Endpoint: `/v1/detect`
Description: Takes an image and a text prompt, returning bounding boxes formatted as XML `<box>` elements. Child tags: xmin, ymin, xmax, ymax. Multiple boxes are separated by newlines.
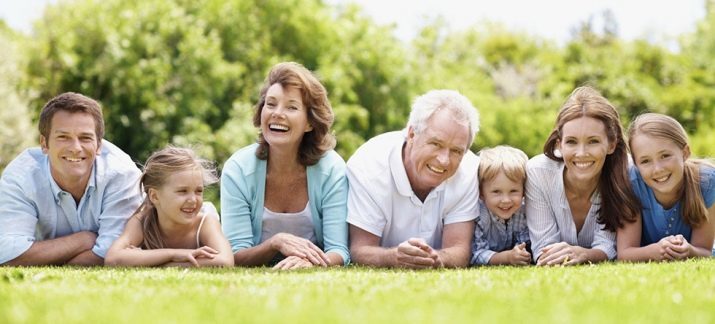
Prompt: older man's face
<box><xmin>403</xmin><ymin>109</ymin><xmax>470</xmax><ymax>197</ymax></box>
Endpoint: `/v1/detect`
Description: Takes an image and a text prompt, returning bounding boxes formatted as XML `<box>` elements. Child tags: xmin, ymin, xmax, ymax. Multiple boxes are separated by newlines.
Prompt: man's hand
<box><xmin>396</xmin><ymin>238</ymin><xmax>443</xmax><ymax>269</ymax></box>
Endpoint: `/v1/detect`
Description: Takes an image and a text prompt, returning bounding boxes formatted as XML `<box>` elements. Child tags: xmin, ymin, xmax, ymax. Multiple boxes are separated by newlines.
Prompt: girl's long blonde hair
<box><xmin>134</xmin><ymin>146</ymin><xmax>218</xmax><ymax>249</ymax></box>
<box><xmin>628</xmin><ymin>113</ymin><xmax>713</xmax><ymax>227</ymax></box>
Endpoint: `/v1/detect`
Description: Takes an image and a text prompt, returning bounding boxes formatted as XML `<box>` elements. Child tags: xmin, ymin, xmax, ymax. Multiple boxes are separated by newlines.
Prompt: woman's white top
<box><xmin>525</xmin><ymin>155</ymin><xmax>617</xmax><ymax>262</ymax></box>
<box><xmin>259</xmin><ymin>202</ymin><xmax>317</xmax><ymax>244</ymax></box>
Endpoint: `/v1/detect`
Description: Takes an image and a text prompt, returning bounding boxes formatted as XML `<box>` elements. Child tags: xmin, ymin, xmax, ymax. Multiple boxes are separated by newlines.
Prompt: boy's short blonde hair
<box><xmin>477</xmin><ymin>146</ymin><xmax>528</xmax><ymax>186</ymax></box>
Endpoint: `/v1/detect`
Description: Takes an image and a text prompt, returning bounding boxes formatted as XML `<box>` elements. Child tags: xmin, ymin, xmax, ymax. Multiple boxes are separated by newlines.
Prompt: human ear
<box><xmin>607</xmin><ymin>140</ymin><xmax>617</xmax><ymax>155</ymax></box>
<box><xmin>148</xmin><ymin>188</ymin><xmax>160</xmax><ymax>206</ymax></box>
<box><xmin>683</xmin><ymin>144</ymin><xmax>691</xmax><ymax>160</ymax></box>
<box><xmin>40</xmin><ymin>135</ymin><xmax>48</xmax><ymax>153</ymax></box>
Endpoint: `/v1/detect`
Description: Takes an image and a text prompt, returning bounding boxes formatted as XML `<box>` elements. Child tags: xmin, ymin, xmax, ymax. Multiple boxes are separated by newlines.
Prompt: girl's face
<box><xmin>558</xmin><ymin>116</ymin><xmax>616</xmax><ymax>185</ymax></box>
<box><xmin>630</xmin><ymin>134</ymin><xmax>689</xmax><ymax>207</ymax></box>
<box><xmin>149</xmin><ymin>168</ymin><xmax>204</xmax><ymax>226</ymax></box>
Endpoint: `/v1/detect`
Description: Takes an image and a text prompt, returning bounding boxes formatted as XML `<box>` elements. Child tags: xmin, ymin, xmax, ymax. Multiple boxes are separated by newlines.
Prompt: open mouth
<box><xmin>427</xmin><ymin>164</ymin><xmax>445</xmax><ymax>174</ymax></box>
<box><xmin>653</xmin><ymin>174</ymin><xmax>670</xmax><ymax>183</ymax></box>
<box><xmin>181</xmin><ymin>207</ymin><xmax>197</xmax><ymax>215</ymax></box>
<box><xmin>268</xmin><ymin>124</ymin><xmax>289</xmax><ymax>132</ymax></box>
<box><xmin>498</xmin><ymin>205</ymin><xmax>513</xmax><ymax>212</ymax></box>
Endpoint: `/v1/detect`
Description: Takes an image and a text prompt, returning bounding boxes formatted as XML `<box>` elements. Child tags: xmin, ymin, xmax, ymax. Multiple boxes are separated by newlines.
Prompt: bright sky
<box><xmin>1</xmin><ymin>0</ymin><xmax>706</xmax><ymax>45</ymax></box>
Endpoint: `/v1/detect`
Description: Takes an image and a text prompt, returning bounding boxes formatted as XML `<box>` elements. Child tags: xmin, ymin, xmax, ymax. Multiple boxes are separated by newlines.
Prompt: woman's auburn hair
<box><xmin>252</xmin><ymin>62</ymin><xmax>335</xmax><ymax>166</ymax></box>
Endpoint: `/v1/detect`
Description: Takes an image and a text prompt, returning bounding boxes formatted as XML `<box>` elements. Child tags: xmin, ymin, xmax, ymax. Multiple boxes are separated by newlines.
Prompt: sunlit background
<box><xmin>1</xmin><ymin>0</ymin><xmax>714</xmax><ymax>171</ymax></box>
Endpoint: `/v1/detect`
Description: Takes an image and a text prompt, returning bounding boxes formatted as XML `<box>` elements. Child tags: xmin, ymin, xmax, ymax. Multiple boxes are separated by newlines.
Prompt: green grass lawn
<box><xmin>2</xmin><ymin>259</ymin><xmax>714</xmax><ymax>324</ymax></box>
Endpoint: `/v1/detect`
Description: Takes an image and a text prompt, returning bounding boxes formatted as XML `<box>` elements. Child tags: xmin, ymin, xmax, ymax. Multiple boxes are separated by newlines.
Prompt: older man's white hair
<box><xmin>407</xmin><ymin>90</ymin><xmax>480</xmax><ymax>144</ymax></box>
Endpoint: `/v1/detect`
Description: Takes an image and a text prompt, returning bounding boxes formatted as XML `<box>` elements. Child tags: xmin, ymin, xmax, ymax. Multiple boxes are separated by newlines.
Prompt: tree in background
<box><xmin>0</xmin><ymin>23</ymin><xmax>36</xmax><ymax>171</ymax></box>
<box><xmin>15</xmin><ymin>0</ymin><xmax>715</xmax><ymax>165</ymax></box>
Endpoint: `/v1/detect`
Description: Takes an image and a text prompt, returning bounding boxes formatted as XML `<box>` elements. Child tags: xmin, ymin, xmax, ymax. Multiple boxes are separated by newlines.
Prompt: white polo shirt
<box><xmin>346</xmin><ymin>130</ymin><xmax>480</xmax><ymax>249</ymax></box>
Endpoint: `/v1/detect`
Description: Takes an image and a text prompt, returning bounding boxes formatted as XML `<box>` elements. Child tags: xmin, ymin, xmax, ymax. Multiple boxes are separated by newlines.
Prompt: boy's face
<box><xmin>480</xmin><ymin>171</ymin><xmax>524</xmax><ymax>221</ymax></box>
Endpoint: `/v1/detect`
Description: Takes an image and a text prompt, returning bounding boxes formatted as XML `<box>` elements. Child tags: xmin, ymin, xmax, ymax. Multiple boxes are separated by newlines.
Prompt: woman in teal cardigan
<box><xmin>221</xmin><ymin>62</ymin><xmax>349</xmax><ymax>269</ymax></box>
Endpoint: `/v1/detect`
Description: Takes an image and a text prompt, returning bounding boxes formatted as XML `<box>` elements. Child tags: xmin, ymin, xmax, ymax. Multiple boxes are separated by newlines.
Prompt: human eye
<box><xmin>638</xmin><ymin>158</ymin><xmax>650</xmax><ymax>165</ymax></box>
<box><xmin>588</xmin><ymin>138</ymin><xmax>600</xmax><ymax>144</ymax></box>
<box><xmin>564</xmin><ymin>138</ymin><xmax>577</xmax><ymax>145</ymax></box>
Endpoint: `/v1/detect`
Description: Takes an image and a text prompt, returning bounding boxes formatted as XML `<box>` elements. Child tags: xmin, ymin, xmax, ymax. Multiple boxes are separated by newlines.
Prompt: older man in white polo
<box><xmin>347</xmin><ymin>90</ymin><xmax>480</xmax><ymax>268</ymax></box>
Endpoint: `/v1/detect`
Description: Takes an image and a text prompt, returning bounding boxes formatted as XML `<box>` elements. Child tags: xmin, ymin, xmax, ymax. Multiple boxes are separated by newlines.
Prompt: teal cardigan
<box><xmin>220</xmin><ymin>144</ymin><xmax>350</xmax><ymax>265</ymax></box>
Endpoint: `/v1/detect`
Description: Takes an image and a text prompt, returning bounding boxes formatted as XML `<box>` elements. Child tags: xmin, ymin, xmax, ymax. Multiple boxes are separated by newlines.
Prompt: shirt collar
<box><xmin>45</xmin><ymin>157</ymin><xmax>97</xmax><ymax>203</ymax></box>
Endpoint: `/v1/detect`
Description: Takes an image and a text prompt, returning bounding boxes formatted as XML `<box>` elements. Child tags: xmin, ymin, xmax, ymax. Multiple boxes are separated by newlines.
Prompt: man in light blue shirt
<box><xmin>0</xmin><ymin>92</ymin><xmax>142</xmax><ymax>266</ymax></box>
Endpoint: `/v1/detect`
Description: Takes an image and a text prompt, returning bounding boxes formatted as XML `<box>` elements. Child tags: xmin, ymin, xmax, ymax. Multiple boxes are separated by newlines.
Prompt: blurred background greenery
<box><xmin>2</xmin><ymin>0</ymin><xmax>715</xmax><ymax>174</ymax></box>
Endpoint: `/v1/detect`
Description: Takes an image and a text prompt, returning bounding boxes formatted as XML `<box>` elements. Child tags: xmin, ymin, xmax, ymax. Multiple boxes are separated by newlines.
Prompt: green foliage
<box><xmin>0</xmin><ymin>26</ymin><xmax>36</xmax><ymax>171</ymax></box>
<box><xmin>2</xmin><ymin>260</ymin><xmax>715</xmax><ymax>323</ymax></box>
<box><xmin>13</xmin><ymin>0</ymin><xmax>715</xmax><ymax>165</ymax></box>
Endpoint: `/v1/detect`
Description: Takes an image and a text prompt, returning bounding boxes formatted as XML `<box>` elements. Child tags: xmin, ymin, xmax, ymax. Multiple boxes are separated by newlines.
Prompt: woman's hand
<box><xmin>171</xmin><ymin>246</ymin><xmax>218</xmax><ymax>267</ymax></box>
<box><xmin>537</xmin><ymin>242</ymin><xmax>587</xmax><ymax>266</ymax></box>
<box><xmin>273</xmin><ymin>256</ymin><xmax>314</xmax><ymax>270</ymax></box>
<box><xmin>270</xmin><ymin>233</ymin><xmax>329</xmax><ymax>266</ymax></box>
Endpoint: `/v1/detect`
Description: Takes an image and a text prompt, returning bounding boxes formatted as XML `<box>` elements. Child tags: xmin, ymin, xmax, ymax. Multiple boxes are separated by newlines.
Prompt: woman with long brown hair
<box><xmin>526</xmin><ymin>86</ymin><xmax>640</xmax><ymax>265</ymax></box>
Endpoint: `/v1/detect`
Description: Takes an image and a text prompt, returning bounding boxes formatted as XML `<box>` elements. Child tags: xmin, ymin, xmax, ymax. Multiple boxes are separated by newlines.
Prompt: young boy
<box><xmin>471</xmin><ymin>146</ymin><xmax>531</xmax><ymax>266</ymax></box>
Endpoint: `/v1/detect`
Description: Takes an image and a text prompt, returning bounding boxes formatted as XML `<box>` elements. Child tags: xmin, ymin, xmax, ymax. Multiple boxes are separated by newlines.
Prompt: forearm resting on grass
<box><xmin>4</xmin><ymin>231</ymin><xmax>98</xmax><ymax>266</ymax></box>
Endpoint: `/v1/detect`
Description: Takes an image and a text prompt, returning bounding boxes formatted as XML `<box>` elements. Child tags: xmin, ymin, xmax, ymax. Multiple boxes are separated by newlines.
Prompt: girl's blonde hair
<box><xmin>478</xmin><ymin>146</ymin><xmax>528</xmax><ymax>187</ymax></box>
<box><xmin>134</xmin><ymin>146</ymin><xmax>218</xmax><ymax>249</ymax></box>
<box><xmin>627</xmin><ymin>113</ymin><xmax>714</xmax><ymax>227</ymax></box>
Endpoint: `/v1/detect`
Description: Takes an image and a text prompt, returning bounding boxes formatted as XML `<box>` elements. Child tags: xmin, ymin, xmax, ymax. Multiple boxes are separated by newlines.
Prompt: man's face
<box><xmin>40</xmin><ymin>110</ymin><xmax>101</xmax><ymax>189</ymax></box>
<box><xmin>403</xmin><ymin>109</ymin><xmax>470</xmax><ymax>197</ymax></box>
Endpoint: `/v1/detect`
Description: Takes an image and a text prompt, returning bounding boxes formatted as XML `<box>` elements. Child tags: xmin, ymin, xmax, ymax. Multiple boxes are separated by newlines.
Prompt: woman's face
<box><xmin>630</xmin><ymin>134</ymin><xmax>689</xmax><ymax>207</ymax></box>
<box><xmin>260</xmin><ymin>83</ymin><xmax>313</xmax><ymax>152</ymax></box>
<box><xmin>558</xmin><ymin>116</ymin><xmax>616</xmax><ymax>184</ymax></box>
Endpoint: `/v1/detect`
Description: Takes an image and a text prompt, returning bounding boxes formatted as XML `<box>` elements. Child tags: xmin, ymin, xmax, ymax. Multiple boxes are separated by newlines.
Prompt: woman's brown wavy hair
<box><xmin>252</xmin><ymin>62</ymin><xmax>335</xmax><ymax>165</ymax></box>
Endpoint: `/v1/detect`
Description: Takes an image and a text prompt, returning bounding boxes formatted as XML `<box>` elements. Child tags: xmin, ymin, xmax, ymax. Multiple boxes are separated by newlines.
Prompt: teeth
<box><xmin>574</xmin><ymin>161</ymin><xmax>593</xmax><ymax>168</ymax></box>
<box><xmin>427</xmin><ymin>164</ymin><xmax>445</xmax><ymax>174</ymax></box>
<box><xmin>269</xmin><ymin>124</ymin><xmax>289</xmax><ymax>131</ymax></box>
<box><xmin>654</xmin><ymin>175</ymin><xmax>669</xmax><ymax>183</ymax></box>
<box><xmin>65</xmin><ymin>157</ymin><xmax>82</xmax><ymax>162</ymax></box>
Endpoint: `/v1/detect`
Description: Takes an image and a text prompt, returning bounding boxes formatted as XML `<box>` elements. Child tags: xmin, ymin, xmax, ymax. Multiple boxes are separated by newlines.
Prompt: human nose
<box><xmin>271</xmin><ymin>104</ymin><xmax>286</xmax><ymax>118</ymax></box>
<box><xmin>436</xmin><ymin>148</ymin><xmax>449</xmax><ymax>165</ymax></box>
<box><xmin>574</xmin><ymin>143</ymin><xmax>587</xmax><ymax>156</ymax></box>
<box><xmin>69</xmin><ymin>137</ymin><xmax>82</xmax><ymax>151</ymax></box>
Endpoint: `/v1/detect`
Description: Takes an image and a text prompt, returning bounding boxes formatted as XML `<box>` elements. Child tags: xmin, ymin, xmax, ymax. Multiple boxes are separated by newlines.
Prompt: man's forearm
<box><xmin>4</xmin><ymin>231</ymin><xmax>96</xmax><ymax>266</ymax></box>
<box><xmin>351</xmin><ymin>246</ymin><xmax>398</xmax><ymax>267</ymax></box>
<box><xmin>67</xmin><ymin>250</ymin><xmax>103</xmax><ymax>266</ymax></box>
<box><xmin>437</xmin><ymin>246</ymin><xmax>471</xmax><ymax>268</ymax></box>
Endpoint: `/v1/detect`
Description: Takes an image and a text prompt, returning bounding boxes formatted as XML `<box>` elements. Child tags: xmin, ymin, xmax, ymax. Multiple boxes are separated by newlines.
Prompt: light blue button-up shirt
<box><xmin>471</xmin><ymin>200</ymin><xmax>530</xmax><ymax>265</ymax></box>
<box><xmin>0</xmin><ymin>140</ymin><xmax>142</xmax><ymax>264</ymax></box>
